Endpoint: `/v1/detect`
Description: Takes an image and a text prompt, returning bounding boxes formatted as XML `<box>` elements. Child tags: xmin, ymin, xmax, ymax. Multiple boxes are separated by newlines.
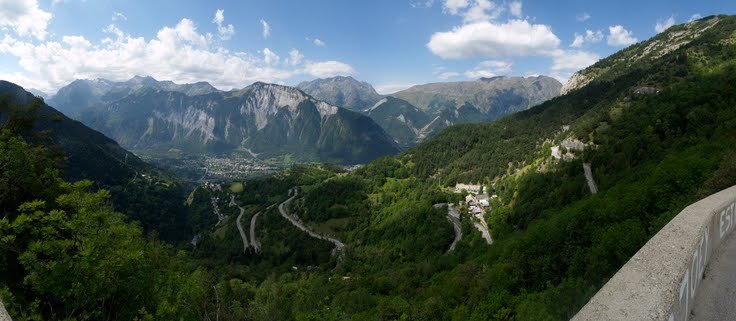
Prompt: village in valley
<box><xmin>452</xmin><ymin>183</ymin><xmax>495</xmax><ymax>245</ymax></box>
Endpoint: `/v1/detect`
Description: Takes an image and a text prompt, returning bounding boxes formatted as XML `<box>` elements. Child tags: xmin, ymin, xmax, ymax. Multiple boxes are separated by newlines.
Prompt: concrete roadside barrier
<box><xmin>572</xmin><ymin>185</ymin><xmax>736</xmax><ymax>321</ymax></box>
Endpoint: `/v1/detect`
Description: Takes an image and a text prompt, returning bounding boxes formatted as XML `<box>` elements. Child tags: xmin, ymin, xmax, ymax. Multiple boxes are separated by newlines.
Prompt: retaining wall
<box><xmin>572</xmin><ymin>185</ymin><xmax>736</xmax><ymax>320</ymax></box>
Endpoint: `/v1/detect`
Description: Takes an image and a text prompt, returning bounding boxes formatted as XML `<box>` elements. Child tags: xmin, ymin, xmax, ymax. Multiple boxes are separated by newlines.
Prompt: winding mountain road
<box><xmin>278</xmin><ymin>187</ymin><xmax>345</xmax><ymax>258</ymax></box>
<box><xmin>446</xmin><ymin>204</ymin><xmax>463</xmax><ymax>253</ymax></box>
<box><xmin>435</xmin><ymin>203</ymin><xmax>462</xmax><ymax>253</ymax></box>
<box><xmin>211</xmin><ymin>196</ymin><xmax>226</xmax><ymax>227</ymax></box>
<box><xmin>249</xmin><ymin>212</ymin><xmax>261</xmax><ymax>253</ymax></box>
<box><xmin>472</xmin><ymin>220</ymin><xmax>493</xmax><ymax>245</ymax></box>
<box><xmin>583</xmin><ymin>163</ymin><xmax>598</xmax><ymax>194</ymax></box>
<box><xmin>229</xmin><ymin>195</ymin><xmax>250</xmax><ymax>253</ymax></box>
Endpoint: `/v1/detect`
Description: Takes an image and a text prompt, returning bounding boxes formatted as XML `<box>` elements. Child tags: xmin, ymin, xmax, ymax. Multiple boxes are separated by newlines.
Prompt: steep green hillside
<box><xmin>3</xmin><ymin>14</ymin><xmax>736</xmax><ymax>321</ymax></box>
<box><xmin>0</xmin><ymin>83</ymin><xmax>190</xmax><ymax>242</ymax></box>
<box><xmin>179</xmin><ymin>15</ymin><xmax>736</xmax><ymax>320</ymax></box>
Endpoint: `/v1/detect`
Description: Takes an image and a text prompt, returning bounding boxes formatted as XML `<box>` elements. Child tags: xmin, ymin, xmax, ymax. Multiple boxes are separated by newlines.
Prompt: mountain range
<box><xmin>48</xmin><ymin>72</ymin><xmax>561</xmax><ymax>159</ymax></box>
<box><xmin>297</xmin><ymin>75</ymin><xmax>562</xmax><ymax>147</ymax></box>
<box><xmin>48</xmin><ymin>76</ymin><xmax>219</xmax><ymax>117</ymax></box>
<box><xmin>69</xmin><ymin>80</ymin><xmax>399</xmax><ymax>164</ymax></box>
<box><xmin>391</xmin><ymin>76</ymin><xmax>562</xmax><ymax>117</ymax></box>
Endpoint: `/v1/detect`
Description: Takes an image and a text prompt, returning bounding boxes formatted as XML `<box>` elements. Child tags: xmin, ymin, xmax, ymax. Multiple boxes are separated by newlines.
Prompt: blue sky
<box><xmin>0</xmin><ymin>0</ymin><xmax>733</xmax><ymax>94</ymax></box>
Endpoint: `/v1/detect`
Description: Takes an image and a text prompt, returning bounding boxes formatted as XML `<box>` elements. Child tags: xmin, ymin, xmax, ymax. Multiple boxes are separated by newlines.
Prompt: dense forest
<box><xmin>2</xmin><ymin>15</ymin><xmax>736</xmax><ymax>321</ymax></box>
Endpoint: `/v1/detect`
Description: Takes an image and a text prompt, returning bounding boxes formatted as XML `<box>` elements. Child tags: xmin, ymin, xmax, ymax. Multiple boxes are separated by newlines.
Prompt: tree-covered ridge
<box><xmin>405</xmin><ymin>14</ymin><xmax>736</xmax><ymax>184</ymax></box>
<box><xmin>0</xmin><ymin>86</ymin><xmax>191</xmax><ymax>243</ymax></box>
<box><xmin>2</xmin><ymin>14</ymin><xmax>736</xmax><ymax>321</ymax></box>
<box><xmin>180</xmin><ymin>15</ymin><xmax>736</xmax><ymax>319</ymax></box>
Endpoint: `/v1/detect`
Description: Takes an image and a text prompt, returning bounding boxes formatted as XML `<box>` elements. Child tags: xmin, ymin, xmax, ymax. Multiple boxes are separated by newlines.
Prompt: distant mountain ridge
<box><xmin>73</xmin><ymin>81</ymin><xmax>399</xmax><ymax>164</ymax></box>
<box><xmin>297</xmin><ymin>76</ymin><xmax>382</xmax><ymax>112</ymax></box>
<box><xmin>364</xmin><ymin>96</ymin><xmax>432</xmax><ymax>147</ymax></box>
<box><xmin>300</xmin><ymin>75</ymin><xmax>562</xmax><ymax>147</ymax></box>
<box><xmin>391</xmin><ymin>76</ymin><xmax>562</xmax><ymax>117</ymax></box>
<box><xmin>49</xmin><ymin>74</ymin><xmax>561</xmax><ymax>158</ymax></box>
<box><xmin>48</xmin><ymin>76</ymin><xmax>219</xmax><ymax>117</ymax></box>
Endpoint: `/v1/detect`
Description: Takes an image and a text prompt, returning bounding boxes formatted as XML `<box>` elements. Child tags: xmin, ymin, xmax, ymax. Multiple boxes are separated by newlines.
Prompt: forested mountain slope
<box><xmin>3</xmin><ymin>15</ymin><xmax>736</xmax><ymax>321</ymax></box>
<box><xmin>0</xmin><ymin>82</ymin><xmax>190</xmax><ymax>242</ymax></box>
<box><xmin>170</xmin><ymin>14</ymin><xmax>736</xmax><ymax>320</ymax></box>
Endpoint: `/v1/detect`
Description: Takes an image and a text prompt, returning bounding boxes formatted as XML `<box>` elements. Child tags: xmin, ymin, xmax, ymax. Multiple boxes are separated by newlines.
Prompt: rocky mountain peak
<box><xmin>297</xmin><ymin>76</ymin><xmax>382</xmax><ymax>111</ymax></box>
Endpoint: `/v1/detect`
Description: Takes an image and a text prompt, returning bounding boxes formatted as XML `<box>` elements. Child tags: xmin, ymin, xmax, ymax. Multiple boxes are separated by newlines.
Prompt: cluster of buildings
<box><xmin>465</xmin><ymin>193</ymin><xmax>496</xmax><ymax>215</ymax></box>
<box><xmin>452</xmin><ymin>183</ymin><xmax>497</xmax><ymax>245</ymax></box>
<box><xmin>452</xmin><ymin>183</ymin><xmax>497</xmax><ymax>215</ymax></box>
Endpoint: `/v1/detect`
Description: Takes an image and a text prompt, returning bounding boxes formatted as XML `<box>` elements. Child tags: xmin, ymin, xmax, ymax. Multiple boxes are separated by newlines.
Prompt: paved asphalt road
<box><xmin>691</xmin><ymin>231</ymin><xmax>736</xmax><ymax>321</ymax></box>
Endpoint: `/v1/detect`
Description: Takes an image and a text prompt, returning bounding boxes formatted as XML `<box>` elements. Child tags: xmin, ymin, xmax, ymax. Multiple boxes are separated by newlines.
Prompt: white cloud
<box><xmin>655</xmin><ymin>15</ymin><xmax>675</xmax><ymax>33</ymax></box>
<box><xmin>313</xmin><ymin>38</ymin><xmax>325</xmax><ymax>46</ymax></box>
<box><xmin>688</xmin><ymin>14</ymin><xmax>702</xmax><ymax>22</ymax></box>
<box><xmin>464</xmin><ymin>59</ymin><xmax>512</xmax><ymax>78</ymax></box>
<box><xmin>570</xmin><ymin>29</ymin><xmax>603</xmax><ymax>48</ymax></box>
<box><xmin>428</xmin><ymin>19</ymin><xmax>560</xmax><ymax>59</ymax></box>
<box><xmin>442</xmin><ymin>0</ymin><xmax>502</xmax><ymax>23</ymax></box>
<box><xmin>103</xmin><ymin>23</ymin><xmax>125</xmax><ymax>39</ymax></box>
<box><xmin>550</xmin><ymin>49</ymin><xmax>599</xmax><ymax>71</ymax></box>
<box><xmin>570</xmin><ymin>33</ymin><xmax>583</xmax><ymax>48</ymax></box>
<box><xmin>585</xmin><ymin>29</ymin><xmax>603</xmax><ymax>43</ymax></box>
<box><xmin>62</xmin><ymin>35</ymin><xmax>91</xmax><ymax>48</ymax></box>
<box><xmin>509</xmin><ymin>1</ymin><xmax>522</xmax><ymax>18</ymax></box>
<box><xmin>112</xmin><ymin>11</ymin><xmax>127</xmax><ymax>21</ymax></box>
<box><xmin>547</xmin><ymin>49</ymin><xmax>599</xmax><ymax>83</ymax></box>
<box><xmin>262</xmin><ymin>48</ymin><xmax>279</xmax><ymax>65</ymax></box>
<box><xmin>437</xmin><ymin>71</ymin><xmax>460</xmax><ymax>79</ymax></box>
<box><xmin>432</xmin><ymin>0</ymin><xmax>599</xmax><ymax>84</ymax></box>
<box><xmin>157</xmin><ymin>18</ymin><xmax>209</xmax><ymax>48</ymax></box>
<box><xmin>576</xmin><ymin>12</ymin><xmax>590</xmax><ymax>22</ymax></box>
<box><xmin>287</xmin><ymin>49</ymin><xmax>303</xmax><ymax>66</ymax></box>
<box><xmin>374</xmin><ymin>82</ymin><xmax>416</xmax><ymax>95</ymax></box>
<box><xmin>607</xmin><ymin>25</ymin><xmax>637</xmax><ymax>46</ymax></box>
<box><xmin>260</xmin><ymin>18</ymin><xmax>270</xmax><ymax>39</ymax></box>
<box><xmin>464</xmin><ymin>0</ymin><xmax>501</xmax><ymax>23</ymax></box>
<box><xmin>212</xmin><ymin>9</ymin><xmax>235</xmax><ymax>40</ymax></box>
<box><xmin>443</xmin><ymin>0</ymin><xmax>469</xmax><ymax>15</ymax></box>
<box><xmin>302</xmin><ymin>61</ymin><xmax>355</xmax><ymax>78</ymax></box>
<box><xmin>0</xmin><ymin>0</ymin><xmax>52</xmax><ymax>40</ymax></box>
<box><xmin>0</xmin><ymin>19</ymin><xmax>354</xmax><ymax>93</ymax></box>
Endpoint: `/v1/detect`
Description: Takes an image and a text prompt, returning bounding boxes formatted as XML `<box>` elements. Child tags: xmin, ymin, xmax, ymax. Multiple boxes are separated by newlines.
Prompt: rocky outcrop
<box><xmin>297</xmin><ymin>76</ymin><xmax>382</xmax><ymax>111</ymax></box>
<box><xmin>74</xmin><ymin>81</ymin><xmax>399</xmax><ymax>164</ymax></box>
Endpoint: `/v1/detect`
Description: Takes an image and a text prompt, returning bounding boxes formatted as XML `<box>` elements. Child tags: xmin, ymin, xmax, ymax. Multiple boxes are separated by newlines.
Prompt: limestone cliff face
<box><xmin>76</xmin><ymin>82</ymin><xmax>399</xmax><ymax>164</ymax></box>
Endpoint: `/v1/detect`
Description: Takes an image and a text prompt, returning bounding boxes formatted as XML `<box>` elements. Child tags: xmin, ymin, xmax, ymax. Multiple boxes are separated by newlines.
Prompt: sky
<box><xmin>0</xmin><ymin>0</ymin><xmax>733</xmax><ymax>95</ymax></box>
